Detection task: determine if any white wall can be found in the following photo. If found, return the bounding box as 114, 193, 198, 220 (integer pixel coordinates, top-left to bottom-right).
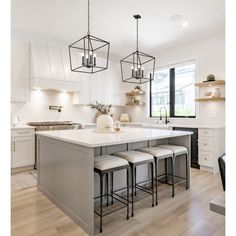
11, 90, 123, 125
123, 31, 225, 125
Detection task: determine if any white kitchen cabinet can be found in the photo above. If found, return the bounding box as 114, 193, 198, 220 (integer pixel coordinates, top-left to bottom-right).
103, 69, 114, 105
73, 74, 91, 105
30, 41, 51, 79
11, 128, 35, 171
198, 128, 225, 174
48, 44, 65, 80
112, 61, 125, 106
11, 37, 30, 102
90, 72, 103, 104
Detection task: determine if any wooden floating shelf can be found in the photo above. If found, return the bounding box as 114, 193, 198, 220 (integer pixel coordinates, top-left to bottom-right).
195, 97, 225, 102
195, 80, 225, 87
126, 91, 145, 96
126, 103, 145, 106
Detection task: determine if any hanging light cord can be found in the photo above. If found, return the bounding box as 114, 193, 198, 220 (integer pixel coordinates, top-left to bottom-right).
87, 0, 90, 34
136, 17, 139, 51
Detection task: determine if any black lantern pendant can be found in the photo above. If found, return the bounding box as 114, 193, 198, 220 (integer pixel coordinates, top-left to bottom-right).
69, 0, 110, 74
120, 15, 156, 84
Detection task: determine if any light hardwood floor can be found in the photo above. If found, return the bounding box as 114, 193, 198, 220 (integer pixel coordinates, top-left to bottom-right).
11, 169, 225, 236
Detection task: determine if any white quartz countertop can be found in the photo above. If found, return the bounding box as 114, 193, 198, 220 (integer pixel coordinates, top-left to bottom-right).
36, 127, 192, 148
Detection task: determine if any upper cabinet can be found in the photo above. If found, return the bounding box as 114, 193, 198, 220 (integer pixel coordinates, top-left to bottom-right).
73, 58, 125, 106
11, 37, 30, 102
30, 41, 51, 79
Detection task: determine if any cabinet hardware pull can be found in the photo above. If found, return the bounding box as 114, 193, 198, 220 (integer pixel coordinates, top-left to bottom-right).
14, 142, 15, 152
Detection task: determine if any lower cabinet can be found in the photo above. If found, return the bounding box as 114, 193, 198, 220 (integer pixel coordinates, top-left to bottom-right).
198, 128, 225, 174
11, 128, 35, 171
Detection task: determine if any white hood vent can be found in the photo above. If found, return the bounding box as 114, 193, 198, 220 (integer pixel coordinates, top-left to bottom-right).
30, 78, 83, 92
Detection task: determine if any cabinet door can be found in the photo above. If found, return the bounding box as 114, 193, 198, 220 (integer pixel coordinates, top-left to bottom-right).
102, 69, 114, 105
48, 44, 65, 80
30, 41, 51, 79
11, 137, 35, 168
11, 37, 30, 102
111, 61, 125, 106
90, 72, 103, 104
73, 74, 90, 105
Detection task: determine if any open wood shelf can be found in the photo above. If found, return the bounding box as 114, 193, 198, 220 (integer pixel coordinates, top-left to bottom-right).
126, 91, 145, 96
126, 102, 145, 106
195, 97, 225, 102
195, 80, 225, 87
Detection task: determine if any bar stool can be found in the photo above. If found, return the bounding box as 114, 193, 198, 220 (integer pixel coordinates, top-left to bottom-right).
158, 144, 189, 194
113, 151, 154, 217
137, 147, 174, 203
94, 155, 130, 233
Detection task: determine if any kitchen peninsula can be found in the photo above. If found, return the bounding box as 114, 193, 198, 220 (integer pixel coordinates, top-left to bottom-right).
36, 127, 192, 235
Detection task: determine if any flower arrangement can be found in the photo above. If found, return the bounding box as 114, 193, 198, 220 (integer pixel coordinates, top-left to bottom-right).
88, 101, 112, 114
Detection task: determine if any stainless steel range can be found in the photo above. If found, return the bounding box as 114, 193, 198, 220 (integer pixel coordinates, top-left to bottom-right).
28, 121, 83, 131
27, 121, 83, 169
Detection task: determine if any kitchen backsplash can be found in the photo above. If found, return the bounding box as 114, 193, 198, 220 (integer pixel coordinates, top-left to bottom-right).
11, 90, 124, 125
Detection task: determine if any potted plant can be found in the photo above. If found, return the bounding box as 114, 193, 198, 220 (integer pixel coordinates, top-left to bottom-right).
88, 101, 113, 132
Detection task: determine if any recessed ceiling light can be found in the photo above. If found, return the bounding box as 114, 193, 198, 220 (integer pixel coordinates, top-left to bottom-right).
170, 15, 183, 22
182, 21, 189, 27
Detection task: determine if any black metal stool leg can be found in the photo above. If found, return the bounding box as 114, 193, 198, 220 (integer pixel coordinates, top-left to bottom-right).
111, 172, 114, 204
126, 168, 129, 220
134, 166, 137, 196
165, 158, 168, 183
171, 157, 175, 198
100, 173, 103, 233
131, 164, 134, 217
154, 158, 158, 205
151, 162, 154, 207
106, 173, 109, 207
185, 154, 189, 190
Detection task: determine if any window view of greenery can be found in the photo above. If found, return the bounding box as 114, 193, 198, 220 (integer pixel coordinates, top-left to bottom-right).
150, 69, 170, 117
175, 64, 196, 116
150, 62, 196, 118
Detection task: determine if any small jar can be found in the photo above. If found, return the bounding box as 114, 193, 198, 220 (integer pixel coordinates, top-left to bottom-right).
114, 120, 121, 132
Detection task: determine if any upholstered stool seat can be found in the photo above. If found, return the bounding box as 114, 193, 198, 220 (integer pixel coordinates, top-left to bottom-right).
94, 155, 129, 233
158, 144, 188, 156
114, 150, 153, 163
95, 155, 129, 171
113, 151, 155, 217
137, 147, 173, 159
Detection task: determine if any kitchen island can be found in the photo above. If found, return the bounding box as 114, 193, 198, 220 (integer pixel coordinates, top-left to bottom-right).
36, 127, 192, 235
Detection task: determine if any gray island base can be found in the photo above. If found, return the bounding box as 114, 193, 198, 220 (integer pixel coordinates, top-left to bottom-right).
36, 127, 192, 235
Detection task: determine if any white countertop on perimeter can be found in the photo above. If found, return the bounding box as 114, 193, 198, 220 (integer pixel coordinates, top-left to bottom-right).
36, 127, 192, 148
83, 122, 224, 129
11, 125, 35, 130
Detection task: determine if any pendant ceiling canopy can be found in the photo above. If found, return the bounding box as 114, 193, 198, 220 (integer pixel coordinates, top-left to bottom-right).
120, 15, 156, 84
68, 0, 110, 74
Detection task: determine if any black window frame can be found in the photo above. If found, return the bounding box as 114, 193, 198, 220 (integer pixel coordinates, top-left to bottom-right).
150, 65, 196, 118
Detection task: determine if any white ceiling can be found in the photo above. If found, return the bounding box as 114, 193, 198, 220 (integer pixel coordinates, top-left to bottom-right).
12, 0, 225, 58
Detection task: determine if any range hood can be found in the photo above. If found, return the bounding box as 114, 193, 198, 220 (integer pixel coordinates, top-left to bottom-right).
30, 78, 83, 92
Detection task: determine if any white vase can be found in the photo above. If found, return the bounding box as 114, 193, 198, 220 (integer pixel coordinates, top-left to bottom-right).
214, 88, 221, 97
96, 114, 114, 132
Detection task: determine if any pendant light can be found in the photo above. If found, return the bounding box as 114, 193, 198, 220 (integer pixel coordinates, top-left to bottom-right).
120, 15, 156, 84
69, 0, 110, 74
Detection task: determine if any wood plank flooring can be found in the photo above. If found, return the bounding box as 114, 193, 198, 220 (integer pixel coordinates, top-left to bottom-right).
11, 169, 225, 236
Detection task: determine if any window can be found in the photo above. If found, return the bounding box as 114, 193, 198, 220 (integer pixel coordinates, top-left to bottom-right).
150, 61, 196, 118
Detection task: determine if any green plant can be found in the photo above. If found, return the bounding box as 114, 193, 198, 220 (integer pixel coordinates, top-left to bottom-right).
88, 101, 112, 114
207, 74, 215, 81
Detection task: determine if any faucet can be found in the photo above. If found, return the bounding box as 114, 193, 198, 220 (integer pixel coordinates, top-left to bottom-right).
159, 107, 169, 124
